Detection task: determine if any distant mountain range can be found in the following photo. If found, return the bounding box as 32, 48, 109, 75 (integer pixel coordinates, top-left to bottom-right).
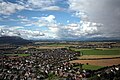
83, 37, 120, 42
0, 36, 120, 45
0, 36, 32, 45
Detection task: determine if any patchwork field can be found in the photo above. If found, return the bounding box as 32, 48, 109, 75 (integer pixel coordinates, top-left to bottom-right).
19, 44, 77, 50
71, 48, 120, 69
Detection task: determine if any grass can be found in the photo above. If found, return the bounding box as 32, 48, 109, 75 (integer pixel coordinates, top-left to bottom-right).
74, 64, 104, 70
47, 73, 60, 80
4, 54, 30, 57
45, 43, 76, 47
88, 75, 100, 80
82, 64, 104, 70
71, 48, 120, 55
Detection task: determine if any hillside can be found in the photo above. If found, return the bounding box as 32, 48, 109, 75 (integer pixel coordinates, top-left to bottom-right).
0, 36, 32, 45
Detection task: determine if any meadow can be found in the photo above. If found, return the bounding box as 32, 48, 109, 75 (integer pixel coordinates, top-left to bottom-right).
71, 48, 120, 55
4, 53, 30, 57
74, 64, 104, 70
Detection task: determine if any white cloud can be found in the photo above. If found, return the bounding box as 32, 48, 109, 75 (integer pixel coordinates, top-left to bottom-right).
17, 15, 26, 19
27, 15, 59, 39
39, 15, 59, 39
75, 11, 89, 21
41, 15, 55, 23
0, 12, 102, 40
67, 0, 107, 39
0, 26, 44, 39
68, 0, 120, 38
27, 0, 55, 8
19, 14, 102, 39
9, 26, 24, 30
19, 0, 62, 11
42, 6, 61, 11
57, 21, 101, 39
0, 1, 25, 15
22, 15, 56, 27
0, 0, 61, 15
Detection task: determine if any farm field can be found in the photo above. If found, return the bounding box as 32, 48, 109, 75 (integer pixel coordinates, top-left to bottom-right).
74, 64, 103, 70
82, 64, 103, 70
19, 44, 77, 50
78, 55, 120, 59
19, 46, 65, 50
45, 44, 77, 47
70, 48, 120, 70
70, 58, 120, 66
4, 54, 30, 57
71, 48, 120, 55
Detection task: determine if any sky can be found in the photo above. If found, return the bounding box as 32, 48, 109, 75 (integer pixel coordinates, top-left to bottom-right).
0, 0, 120, 40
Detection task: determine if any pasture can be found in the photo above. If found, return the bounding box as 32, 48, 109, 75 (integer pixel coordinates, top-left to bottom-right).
82, 64, 103, 70
4, 53, 30, 57
71, 48, 120, 55
74, 64, 103, 70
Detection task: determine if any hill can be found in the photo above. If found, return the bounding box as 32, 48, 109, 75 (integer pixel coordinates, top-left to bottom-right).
0, 36, 32, 45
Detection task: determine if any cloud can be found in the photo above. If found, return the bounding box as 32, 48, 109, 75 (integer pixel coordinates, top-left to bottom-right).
68, 0, 120, 38
24, 15, 59, 39
19, 14, 102, 39
19, 0, 62, 11
57, 21, 101, 39
42, 6, 61, 11
0, 1, 25, 15
22, 15, 56, 27
41, 15, 56, 23
75, 11, 89, 21
25, 0, 64, 12
0, 26, 44, 39
0, 13, 102, 40
27, 0, 55, 8
17, 15, 27, 19
1, 0, 119, 40
0, 0, 61, 15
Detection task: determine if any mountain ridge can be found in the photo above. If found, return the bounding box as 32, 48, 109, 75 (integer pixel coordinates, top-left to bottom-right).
0, 36, 32, 45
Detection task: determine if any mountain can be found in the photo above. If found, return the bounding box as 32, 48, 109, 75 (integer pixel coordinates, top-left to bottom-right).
0, 36, 32, 45
84, 37, 120, 42
57, 37, 120, 42
0, 36, 119, 45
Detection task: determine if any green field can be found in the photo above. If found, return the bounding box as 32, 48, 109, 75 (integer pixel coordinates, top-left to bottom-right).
45, 43, 76, 47
83, 64, 104, 70
71, 48, 120, 55
4, 54, 30, 57
74, 64, 104, 70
